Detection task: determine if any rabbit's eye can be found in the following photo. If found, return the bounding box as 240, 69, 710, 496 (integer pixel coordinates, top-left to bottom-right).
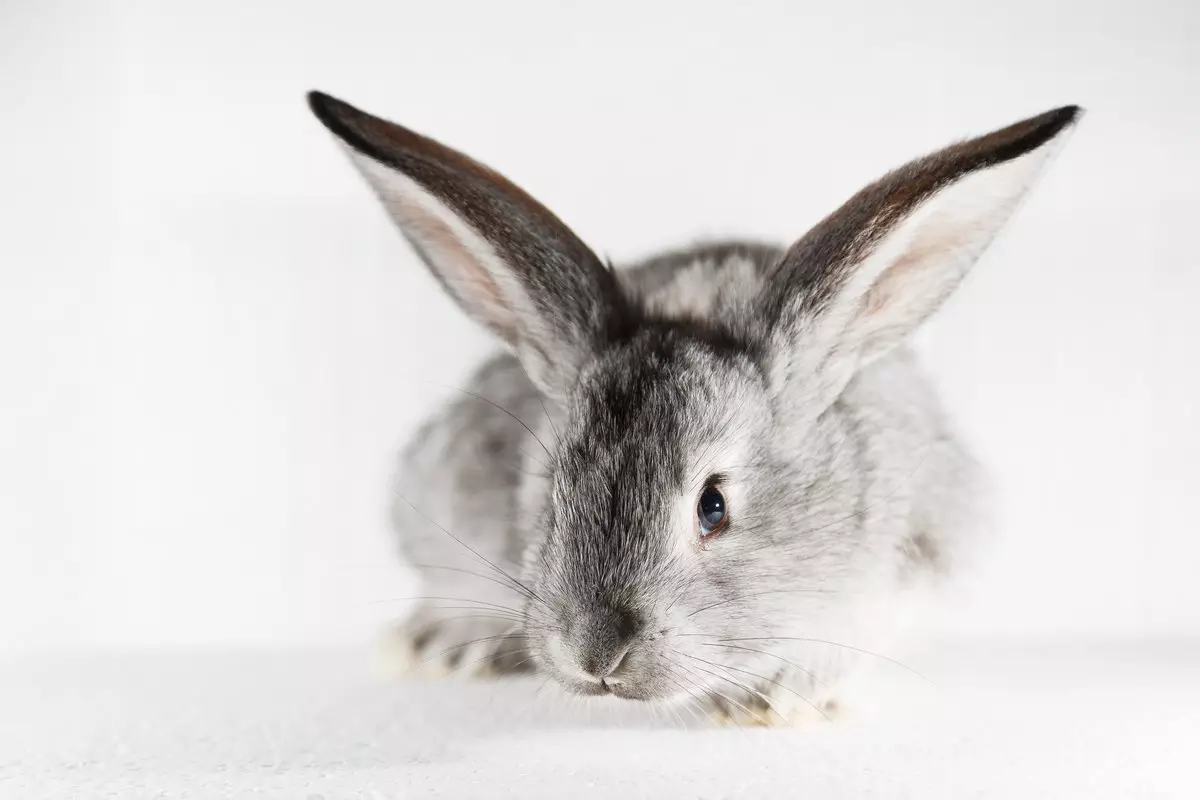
697, 485, 728, 537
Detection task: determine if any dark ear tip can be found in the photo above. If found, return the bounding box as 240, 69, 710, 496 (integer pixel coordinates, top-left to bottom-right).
306, 89, 330, 111
307, 90, 348, 130
981, 104, 1083, 164
1040, 104, 1085, 137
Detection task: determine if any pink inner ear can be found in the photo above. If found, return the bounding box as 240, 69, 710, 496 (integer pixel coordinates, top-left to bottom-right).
860, 219, 976, 323
391, 192, 519, 344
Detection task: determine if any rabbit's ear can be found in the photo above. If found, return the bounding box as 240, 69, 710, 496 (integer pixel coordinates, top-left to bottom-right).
308, 91, 630, 401
760, 106, 1081, 414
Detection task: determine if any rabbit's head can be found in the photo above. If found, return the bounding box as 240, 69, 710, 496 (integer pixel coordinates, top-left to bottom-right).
310, 92, 1078, 701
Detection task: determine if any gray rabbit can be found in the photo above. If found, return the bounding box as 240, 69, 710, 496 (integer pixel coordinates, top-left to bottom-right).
308, 93, 1079, 726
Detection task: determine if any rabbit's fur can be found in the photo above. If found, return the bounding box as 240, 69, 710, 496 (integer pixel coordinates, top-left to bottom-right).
309, 94, 1079, 725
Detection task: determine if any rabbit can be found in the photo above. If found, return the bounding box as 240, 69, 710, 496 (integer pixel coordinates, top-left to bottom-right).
307, 91, 1080, 726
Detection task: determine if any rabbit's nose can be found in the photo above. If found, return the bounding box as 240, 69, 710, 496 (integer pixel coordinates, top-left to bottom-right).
578, 640, 633, 681
560, 606, 642, 682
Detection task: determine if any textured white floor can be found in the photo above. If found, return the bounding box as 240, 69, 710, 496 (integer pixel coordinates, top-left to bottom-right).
2, 640, 1197, 799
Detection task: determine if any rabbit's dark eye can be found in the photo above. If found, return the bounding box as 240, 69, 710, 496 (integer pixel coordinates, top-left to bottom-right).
697, 485, 728, 537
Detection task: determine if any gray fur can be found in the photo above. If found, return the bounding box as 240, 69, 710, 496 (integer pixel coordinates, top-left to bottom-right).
308, 92, 1080, 723
393, 248, 979, 706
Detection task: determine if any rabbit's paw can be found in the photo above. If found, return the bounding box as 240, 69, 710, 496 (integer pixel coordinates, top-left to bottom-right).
706, 676, 839, 728
379, 614, 533, 680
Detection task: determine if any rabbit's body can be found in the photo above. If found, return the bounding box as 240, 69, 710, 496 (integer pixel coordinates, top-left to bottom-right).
309, 91, 1077, 725
391, 242, 982, 720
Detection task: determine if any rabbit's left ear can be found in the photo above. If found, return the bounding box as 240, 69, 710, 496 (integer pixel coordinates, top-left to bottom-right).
307, 91, 630, 402
760, 106, 1081, 414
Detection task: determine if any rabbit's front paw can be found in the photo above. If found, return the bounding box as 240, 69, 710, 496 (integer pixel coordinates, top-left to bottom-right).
705, 674, 839, 728
380, 613, 533, 680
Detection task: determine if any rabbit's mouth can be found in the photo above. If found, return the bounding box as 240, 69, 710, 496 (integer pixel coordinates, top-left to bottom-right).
558, 676, 655, 702
546, 657, 682, 702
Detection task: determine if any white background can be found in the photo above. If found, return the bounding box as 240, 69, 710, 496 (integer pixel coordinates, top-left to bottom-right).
2, 0, 1197, 651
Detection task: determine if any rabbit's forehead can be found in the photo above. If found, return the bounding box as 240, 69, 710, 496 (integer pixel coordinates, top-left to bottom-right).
566, 337, 759, 458
555, 337, 765, 502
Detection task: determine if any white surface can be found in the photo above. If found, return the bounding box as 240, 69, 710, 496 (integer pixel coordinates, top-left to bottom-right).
3, 640, 1197, 798
2, 0, 1199, 650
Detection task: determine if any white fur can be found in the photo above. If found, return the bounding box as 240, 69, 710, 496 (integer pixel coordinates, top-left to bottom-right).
769, 140, 1071, 439
847, 143, 1067, 367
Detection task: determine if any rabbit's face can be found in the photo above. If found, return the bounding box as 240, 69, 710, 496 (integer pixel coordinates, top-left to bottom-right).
521, 325, 823, 702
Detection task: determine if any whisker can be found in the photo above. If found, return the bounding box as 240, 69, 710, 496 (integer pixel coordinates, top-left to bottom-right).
441, 384, 555, 461
498, 654, 538, 673
537, 397, 561, 447
667, 676, 700, 724
675, 693, 706, 727
702, 642, 827, 688
674, 664, 750, 732
686, 588, 842, 619
716, 636, 932, 683
437, 642, 533, 680
408, 563, 540, 600
514, 465, 551, 479
409, 613, 525, 632
392, 489, 548, 608
411, 604, 525, 616
681, 650, 828, 721
404, 614, 530, 647
677, 661, 771, 727
516, 447, 551, 472
665, 673, 709, 713
677, 652, 794, 721
407, 632, 530, 674
662, 693, 692, 729
372, 595, 526, 615
403, 608, 529, 627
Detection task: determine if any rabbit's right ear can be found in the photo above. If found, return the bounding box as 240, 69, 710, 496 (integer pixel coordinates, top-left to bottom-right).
308, 91, 629, 402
